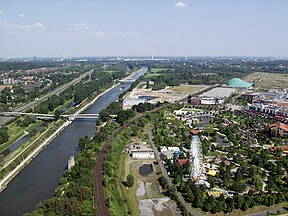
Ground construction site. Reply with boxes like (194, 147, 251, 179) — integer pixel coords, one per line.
(123, 82, 209, 109)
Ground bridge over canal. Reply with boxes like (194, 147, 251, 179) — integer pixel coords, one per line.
(0, 112, 100, 120)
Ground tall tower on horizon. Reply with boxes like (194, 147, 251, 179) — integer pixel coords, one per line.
(151, 53, 154, 60)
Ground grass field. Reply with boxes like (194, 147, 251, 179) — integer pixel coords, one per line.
(171, 85, 208, 94)
(0, 120, 43, 153)
(144, 73, 162, 79)
(150, 68, 172, 73)
(243, 72, 288, 89)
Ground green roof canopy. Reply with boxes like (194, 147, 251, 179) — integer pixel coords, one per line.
(228, 78, 252, 88)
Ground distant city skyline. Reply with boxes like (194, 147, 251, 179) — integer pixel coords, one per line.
(0, 0, 287, 58)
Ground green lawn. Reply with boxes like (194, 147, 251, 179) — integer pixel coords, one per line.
(0, 120, 43, 153)
(50, 98, 74, 114)
(144, 73, 163, 79)
(150, 68, 172, 73)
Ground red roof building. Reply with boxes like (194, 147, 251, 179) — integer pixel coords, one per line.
(269, 122, 288, 137)
(270, 146, 288, 154)
(177, 159, 189, 167)
(191, 129, 200, 135)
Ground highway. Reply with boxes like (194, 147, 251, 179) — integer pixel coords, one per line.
(0, 69, 93, 126)
(148, 124, 203, 216)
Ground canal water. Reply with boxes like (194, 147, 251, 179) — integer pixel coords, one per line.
(0, 123, 48, 157)
(0, 67, 147, 216)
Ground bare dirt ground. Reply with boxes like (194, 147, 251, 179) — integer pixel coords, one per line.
(124, 83, 209, 106)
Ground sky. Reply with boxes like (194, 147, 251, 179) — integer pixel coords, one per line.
(0, 0, 287, 58)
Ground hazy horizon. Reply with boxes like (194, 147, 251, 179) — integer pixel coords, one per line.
(1, 0, 287, 58)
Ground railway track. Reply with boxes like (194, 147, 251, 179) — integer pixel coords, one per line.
(93, 122, 131, 216)
(93, 105, 168, 216)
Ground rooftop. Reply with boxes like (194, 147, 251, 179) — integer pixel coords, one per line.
(269, 122, 288, 131)
(228, 78, 252, 88)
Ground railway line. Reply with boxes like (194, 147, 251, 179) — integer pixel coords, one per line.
(93, 105, 167, 216)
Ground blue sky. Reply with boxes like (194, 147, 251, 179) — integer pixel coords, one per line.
(0, 0, 287, 57)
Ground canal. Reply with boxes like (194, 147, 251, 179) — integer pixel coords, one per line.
(0, 67, 147, 216)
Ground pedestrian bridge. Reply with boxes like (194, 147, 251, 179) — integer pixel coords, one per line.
(119, 78, 136, 83)
(62, 114, 99, 120)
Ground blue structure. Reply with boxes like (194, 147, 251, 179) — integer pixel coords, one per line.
(228, 78, 252, 88)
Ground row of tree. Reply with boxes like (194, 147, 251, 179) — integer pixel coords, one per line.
(0, 127, 9, 144)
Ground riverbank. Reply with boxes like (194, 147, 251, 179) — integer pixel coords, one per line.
(0, 120, 70, 192)
(0, 68, 144, 194)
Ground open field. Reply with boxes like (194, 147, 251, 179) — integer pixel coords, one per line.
(151, 68, 173, 73)
(243, 72, 288, 89)
(171, 85, 204, 93)
(124, 83, 209, 109)
(144, 73, 162, 79)
(243, 72, 265, 83)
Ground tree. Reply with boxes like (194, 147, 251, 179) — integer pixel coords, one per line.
(276, 148, 283, 157)
(235, 169, 243, 181)
(231, 181, 246, 193)
(205, 124, 214, 136)
(186, 188, 195, 203)
(253, 177, 263, 191)
(0, 127, 9, 144)
(55, 109, 63, 119)
(79, 136, 91, 150)
(126, 174, 134, 188)
(174, 174, 182, 184)
(187, 95, 192, 104)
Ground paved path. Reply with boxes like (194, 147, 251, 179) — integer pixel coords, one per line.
(148, 124, 202, 216)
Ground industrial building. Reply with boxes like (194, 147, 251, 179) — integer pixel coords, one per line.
(131, 151, 155, 159)
(198, 87, 236, 105)
(128, 142, 155, 160)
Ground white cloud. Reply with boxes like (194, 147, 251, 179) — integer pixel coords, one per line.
(18, 14, 25, 18)
(69, 23, 91, 31)
(94, 31, 106, 37)
(178, 25, 188, 29)
(0, 21, 45, 30)
(175, 2, 186, 8)
(32, 22, 45, 29)
(67, 23, 105, 37)
(111, 31, 140, 37)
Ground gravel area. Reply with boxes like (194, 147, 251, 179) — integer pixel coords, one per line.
(136, 181, 146, 197)
(138, 198, 171, 216)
